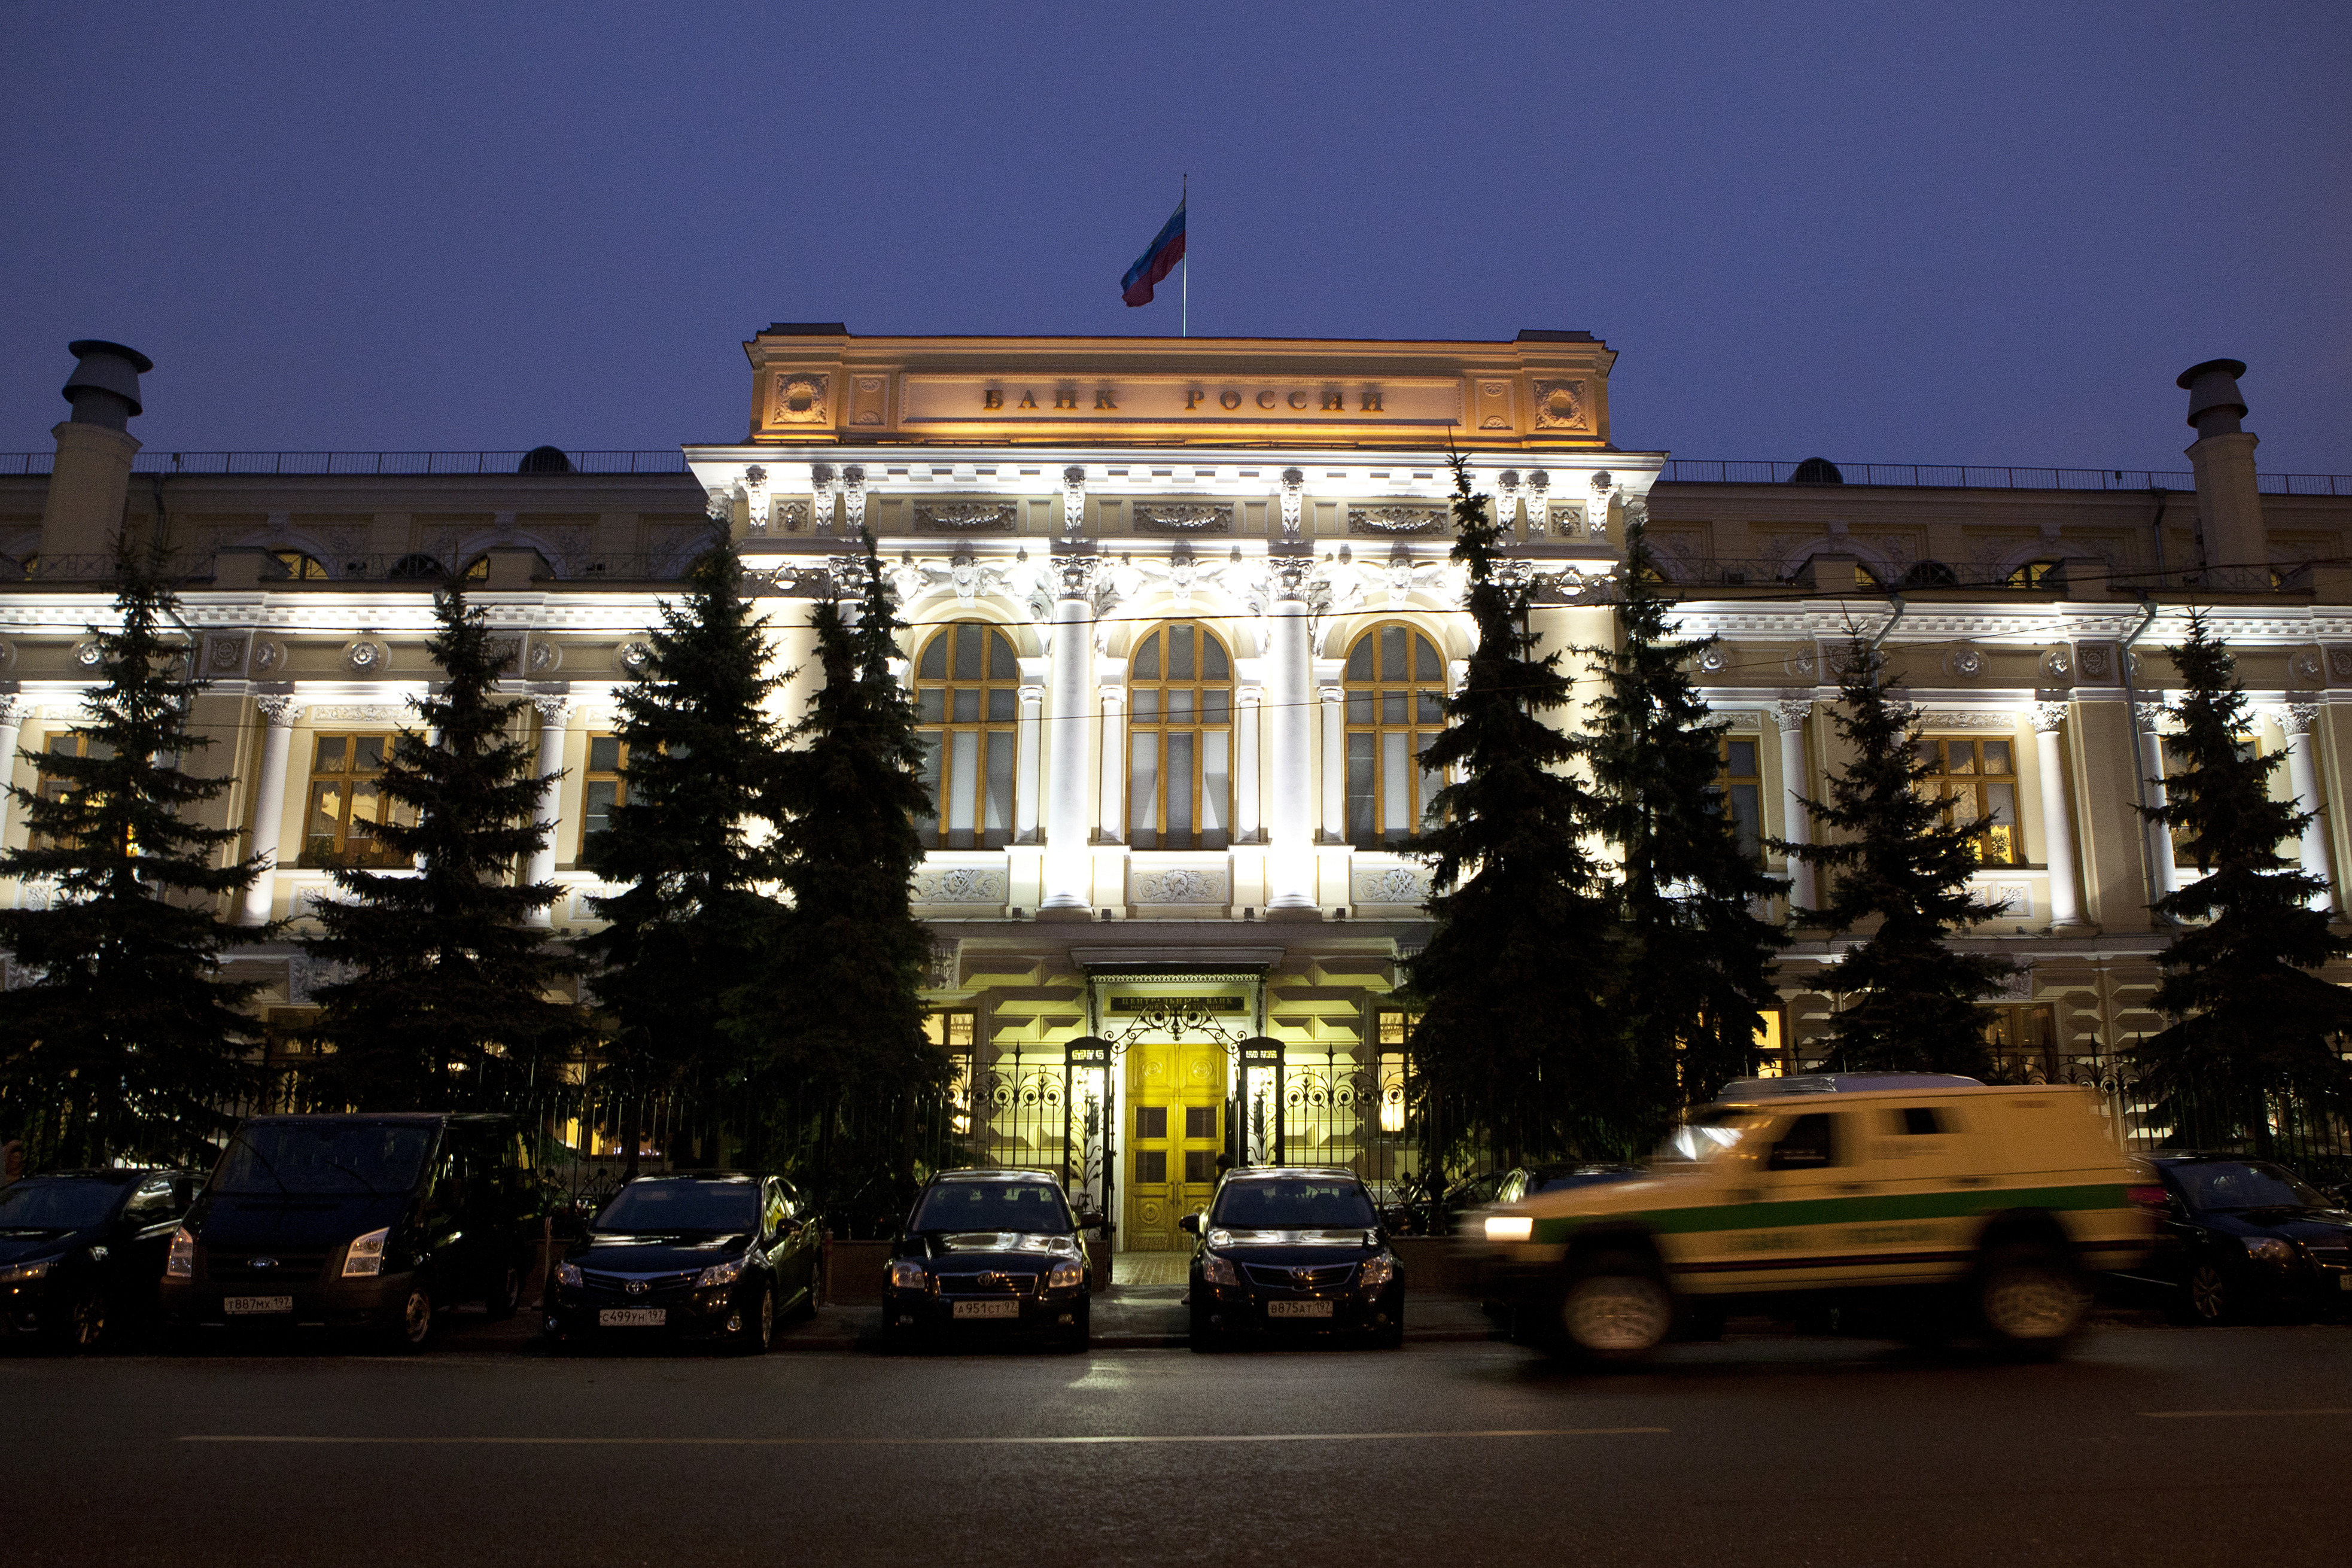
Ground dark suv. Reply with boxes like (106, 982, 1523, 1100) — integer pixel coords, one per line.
(883, 1170, 1091, 1352)
(1183, 1167, 1403, 1350)
(160, 1113, 543, 1351)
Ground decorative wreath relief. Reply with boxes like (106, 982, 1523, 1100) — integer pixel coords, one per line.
(1354, 866, 1429, 905)
(616, 640, 655, 675)
(1140, 869, 1225, 903)
(918, 868, 1008, 904)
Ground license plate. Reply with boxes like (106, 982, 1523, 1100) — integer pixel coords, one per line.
(1267, 1299, 1335, 1319)
(224, 1296, 293, 1315)
(598, 1309, 667, 1327)
(953, 1299, 1021, 1319)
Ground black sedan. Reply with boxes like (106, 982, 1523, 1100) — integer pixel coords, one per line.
(882, 1170, 1091, 1353)
(1184, 1167, 1403, 1350)
(544, 1174, 819, 1354)
(1, 1168, 199, 1350)
(2111, 1155, 2352, 1323)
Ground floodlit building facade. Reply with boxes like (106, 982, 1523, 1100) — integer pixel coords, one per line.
(4, 332, 2349, 1245)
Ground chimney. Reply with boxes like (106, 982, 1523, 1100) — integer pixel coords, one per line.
(2177, 358, 2266, 574)
(40, 340, 153, 562)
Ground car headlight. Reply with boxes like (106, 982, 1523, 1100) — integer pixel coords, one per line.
(166, 1227, 196, 1278)
(696, 1255, 748, 1288)
(1046, 1259, 1086, 1290)
(342, 1228, 390, 1278)
(889, 1258, 932, 1291)
(1358, 1253, 1396, 1290)
(554, 1261, 582, 1288)
(1201, 1253, 1242, 1287)
(1484, 1215, 1533, 1243)
(2244, 1237, 2296, 1265)
(0, 1258, 53, 1284)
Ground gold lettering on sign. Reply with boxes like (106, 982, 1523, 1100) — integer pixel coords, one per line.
(1018, 390, 1037, 409)
(1288, 390, 1309, 409)
(1256, 390, 1276, 409)
(1322, 389, 1344, 411)
(983, 389, 1003, 409)
(1220, 390, 1242, 410)
(1055, 389, 1079, 410)
(1186, 388, 1205, 409)
(1094, 389, 1117, 410)
(1361, 390, 1383, 412)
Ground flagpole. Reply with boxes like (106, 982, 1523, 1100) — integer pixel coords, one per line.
(1180, 173, 1188, 339)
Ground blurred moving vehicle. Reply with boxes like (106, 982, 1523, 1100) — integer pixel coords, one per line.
(1465, 1074, 2155, 1363)
(0, 1168, 200, 1350)
(2107, 1154, 2352, 1324)
(544, 1174, 818, 1354)
(883, 1170, 1092, 1353)
(160, 1113, 543, 1351)
(1184, 1167, 1403, 1350)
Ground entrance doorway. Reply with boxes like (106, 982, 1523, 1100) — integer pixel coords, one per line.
(1122, 1036, 1227, 1250)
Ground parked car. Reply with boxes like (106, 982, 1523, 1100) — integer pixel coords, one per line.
(1183, 1166, 1404, 1350)
(882, 1170, 1091, 1353)
(0, 1168, 200, 1350)
(544, 1173, 818, 1353)
(1465, 1073, 2155, 1362)
(160, 1113, 543, 1351)
(2107, 1154, 2352, 1323)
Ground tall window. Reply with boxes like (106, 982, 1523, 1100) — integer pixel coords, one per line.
(302, 734, 412, 867)
(915, 623, 1020, 850)
(1923, 736, 2021, 865)
(579, 735, 628, 855)
(924, 1010, 978, 1137)
(1128, 622, 1233, 850)
(1343, 623, 1446, 848)
(1374, 1007, 1422, 1134)
(1717, 735, 1763, 861)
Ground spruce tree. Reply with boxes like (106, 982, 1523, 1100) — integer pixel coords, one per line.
(1781, 637, 2008, 1075)
(0, 543, 264, 1166)
(1407, 457, 1627, 1171)
(304, 582, 585, 1111)
(735, 529, 947, 1228)
(579, 525, 785, 1175)
(2132, 614, 2352, 1154)
(1590, 518, 1787, 1110)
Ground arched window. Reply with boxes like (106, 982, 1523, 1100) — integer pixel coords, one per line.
(459, 555, 492, 582)
(1343, 623, 1446, 848)
(2005, 559, 2062, 590)
(272, 550, 331, 581)
(915, 622, 1020, 850)
(1128, 622, 1233, 850)
(387, 553, 445, 581)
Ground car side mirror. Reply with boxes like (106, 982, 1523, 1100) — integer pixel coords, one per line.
(1177, 1213, 1202, 1236)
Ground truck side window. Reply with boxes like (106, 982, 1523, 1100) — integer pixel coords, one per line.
(1766, 1112, 1842, 1171)
(1898, 1107, 1945, 1135)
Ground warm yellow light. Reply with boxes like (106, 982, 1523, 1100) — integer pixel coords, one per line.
(1484, 1216, 1533, 1242)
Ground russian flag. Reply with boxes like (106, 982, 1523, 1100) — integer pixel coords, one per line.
(1121, 199, 1186, 307)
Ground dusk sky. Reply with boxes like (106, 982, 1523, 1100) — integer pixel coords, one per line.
(3, 2, 2345, 474)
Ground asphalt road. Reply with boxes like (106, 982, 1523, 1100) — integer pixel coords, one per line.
(5, 1324, 2348, 1568)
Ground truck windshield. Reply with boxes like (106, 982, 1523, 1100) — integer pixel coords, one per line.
(216, 1122, 436, 1195)
(1654, 1110, 1763, 1164)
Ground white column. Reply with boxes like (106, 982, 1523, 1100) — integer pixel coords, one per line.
(1234, 683, 1263, 844)
(1316, 675, 1344, 844)
(1014, 680, 1044, 845)
(1096, 678, 1126, 844)
(236, 695, 300, 926)
(1040, 557, 1097, 910)
(1772, 699, 1816, 912)
(2137, 703, 2180, 902)
(524, 695, 572, 924)
(2030, 702, 2088, 930)
(0, 695, 24, 854)
(1265, 558, 1317, 909)
(2280, 704, 2338, 912)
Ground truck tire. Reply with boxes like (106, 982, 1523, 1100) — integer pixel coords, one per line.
(385, 1279, 436, 1354)
(1554, 1252, 1673, 1363)
(1973, 1240, 2088, 1357)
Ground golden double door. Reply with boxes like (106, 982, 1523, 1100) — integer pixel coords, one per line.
(1122, 1039, 1227, 1250)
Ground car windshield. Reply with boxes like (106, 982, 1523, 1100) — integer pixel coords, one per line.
(0, 1179, 124, 1229)
(1211, 1178, 1377, 1230)
(595, 1181, 760, 1234)
(2171, 1161, 2330, 1212)
(1654, 1109, 1764, 1164)
(215, 1122, 436, 1195)
(911, 1180, 1073, 1234)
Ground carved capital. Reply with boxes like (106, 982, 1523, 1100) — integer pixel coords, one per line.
(1267, 555, 1316, 602)
(530, 694, 574, 727)
(1772, 699, 1812, 733)
(2030, 701, 2069, 733)
(1053, 554, 1100, 601)
(255, 693, 300, 728)
(2133, 701, 2169, 734)
(2283, 702, 2322, 737)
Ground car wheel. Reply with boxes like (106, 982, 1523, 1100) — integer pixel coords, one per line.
(1374, 1296, 1404, 1350)
(2185, 1261, 2233, 1326)
(1057, 1305, 1090, 1355)
(1975, 1241, 2090, 1354)
(1188, 1301, 1222, 1353)
(484, 1262, 523, 1321)
(1556, 1255, 1672, 1362)
(386, 1281, 436, 1353)
(51, 1287, 107, 1353)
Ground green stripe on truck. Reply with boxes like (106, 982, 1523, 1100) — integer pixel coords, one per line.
(1526, 1183, 2130, 1246)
